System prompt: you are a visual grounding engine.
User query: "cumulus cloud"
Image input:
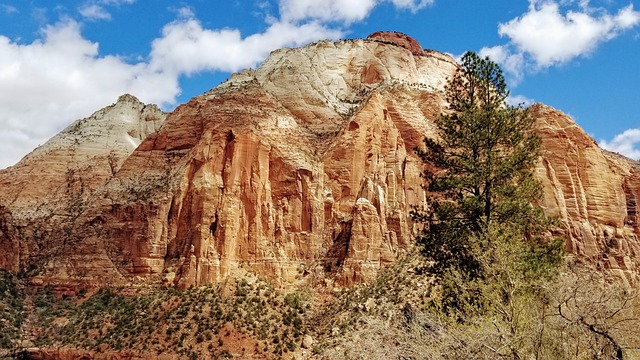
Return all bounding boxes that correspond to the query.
[600,129,640,160]
[78,0,137,21]
[479,45,525,84]
[279,0,378,23]
[484,1,640,81]
[506,94,535,107]
[389,0,434,13]
[500,2,640,67]
[278,0,432,23]
[79,4,111,21]
[149,16,340,74]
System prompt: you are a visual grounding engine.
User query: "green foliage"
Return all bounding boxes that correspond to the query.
[0,269,25,349]
[284,291,307,311]
[28,276,308,357]
[413,51,563,316]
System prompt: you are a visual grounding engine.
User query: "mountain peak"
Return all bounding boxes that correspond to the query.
[367,31,425,55]
[116,93,144,105]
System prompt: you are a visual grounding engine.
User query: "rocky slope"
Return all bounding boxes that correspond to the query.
[0,95,166,281]
[0,32,638,290]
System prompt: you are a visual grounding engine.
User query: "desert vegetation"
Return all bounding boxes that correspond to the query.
[0,270,24,350]
[0,274,312,359]
[0,265,331,357]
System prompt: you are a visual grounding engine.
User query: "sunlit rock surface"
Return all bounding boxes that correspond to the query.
[1,32,638,289]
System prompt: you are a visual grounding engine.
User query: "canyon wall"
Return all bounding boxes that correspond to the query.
[0,32,638,289]
[0,95,166,287]
[533,104,640,283]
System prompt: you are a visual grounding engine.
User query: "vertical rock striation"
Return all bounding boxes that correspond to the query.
[533,104,640,283]
[1,32,639,289]
[0,95,166,284]
[39,34,456,288]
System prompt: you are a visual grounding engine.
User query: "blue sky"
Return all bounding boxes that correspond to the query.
[0,0,639,168]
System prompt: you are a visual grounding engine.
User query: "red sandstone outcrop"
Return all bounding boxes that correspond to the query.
[83,43,454,288]
[367,31,425,56]
[0,32,639,289]
[533,104,640,283]
[0,94,165,218]
[0,34,455,289]
[0,95,166,279]
[0,206,20,273]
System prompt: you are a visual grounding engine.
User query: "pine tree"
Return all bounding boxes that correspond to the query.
[413,52,562,315]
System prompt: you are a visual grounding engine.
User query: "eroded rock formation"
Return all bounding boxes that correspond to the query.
[74,35,456,288]
[533,104,640,283]
[0,32,638,289]
[0,95,166,283]
[367,31,426,56]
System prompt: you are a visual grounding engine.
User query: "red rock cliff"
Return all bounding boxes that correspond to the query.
[1,32,638,288]
[533,104,640,283]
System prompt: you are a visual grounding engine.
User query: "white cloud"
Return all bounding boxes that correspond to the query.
[600,129,640,160]
[499,2,640,67]
[279,0,433,23]
[78,0,136,21]
[279,0,378,23]
[389,0,434,13]
[506,94,535,107]
[479,45,525,84]
[79,4,111,21]
[175,6,195,19]
[2,5,18,14]
[149,16,341,74]
[481,1,640,83]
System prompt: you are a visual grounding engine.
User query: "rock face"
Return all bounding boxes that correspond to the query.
[367,31,425,56]
[0,32,639,289]
[73,36,456,288]
[0,95,166,283]
[0,206,20,273]
[533,104,640,283]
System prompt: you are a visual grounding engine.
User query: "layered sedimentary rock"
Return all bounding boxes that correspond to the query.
[0,32,639,289]
[0,95,166,281]
[533,104,640,283]
[0,206,20,273]
[74,36,456,288]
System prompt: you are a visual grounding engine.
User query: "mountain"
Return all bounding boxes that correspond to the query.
[0,32,638,294]
[0,94,166,286]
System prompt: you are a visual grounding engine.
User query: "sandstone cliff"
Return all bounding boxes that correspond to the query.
[0,32,638,289]
[533,104,640,283]
[0,95,166,283]
[60,35,457,289]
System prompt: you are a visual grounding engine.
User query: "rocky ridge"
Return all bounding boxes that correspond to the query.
[0,32,638,290]
[0,95,166,280]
